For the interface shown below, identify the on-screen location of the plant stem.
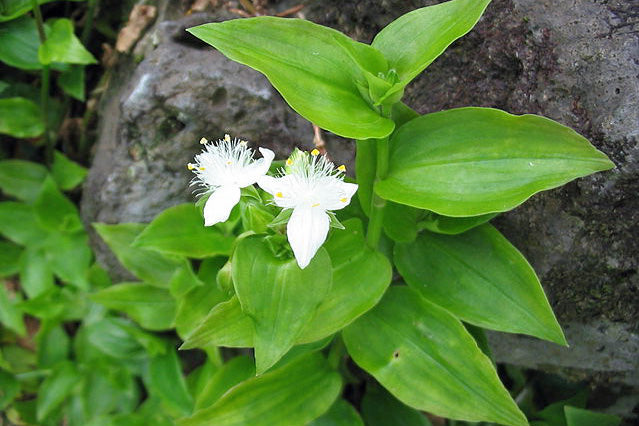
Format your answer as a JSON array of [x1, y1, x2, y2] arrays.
[[31, 0, 53, 165], [81, 0, 98, 46], [365, 136, 389, 248]]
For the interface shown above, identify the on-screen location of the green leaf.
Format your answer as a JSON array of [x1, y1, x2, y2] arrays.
[[18, 287, 86, 321], [51, 150, 88, 190], [375, 108, 615, 216], [194, 355, 255, 410], [0, 159, 48, 202], [420, 211, 497, 235], [80, 318, 148, 361], [372, 0, 492, 84], [133, 204, 234, 258], [42, 229, 91, 289], [0, 240, 22, 277], [0, 201, 47, 245], [36, 324, 70, 368], [0, 0, 84, 23], [382, 202, 420, 243], [33, 177, 83, 232], [179, 353, 341, 426], [93, 223, 183, 286], [19, 246, 54, 298], [148, 347, 194, 416], [169, 261, 204, 299], [187, 17, 394, 140], [308, 399, 364, 426], [58, 65, 86, 101], [395, 224, 566, 345], [91, 283, 176, 331], [564, 406, 620, 426], [0, 369, 20, 410], [342, 286, 527, 426], [232, 235, 332, 374], [361, 383, 431, 426], [355, 139, 376, 215], [38, 19, 96, 65], [0, 284, 25, 336], [0, 97, 43, 138], [175, 274, 226, 340], [0, 16, 41, 69], [36, 361, 81, 421]]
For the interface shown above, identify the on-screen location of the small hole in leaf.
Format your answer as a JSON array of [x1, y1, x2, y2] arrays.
[[393, 350, 400, 359]]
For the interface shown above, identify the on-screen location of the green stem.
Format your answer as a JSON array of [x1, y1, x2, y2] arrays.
[[365, 136, 389, 248], [327, 335, 346, 370], [31, 0, 52, 165], [81, 0, 98, 46]]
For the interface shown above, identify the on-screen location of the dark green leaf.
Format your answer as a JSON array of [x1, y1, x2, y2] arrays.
[[91, 283, 176, 331], [38, 18, 96, 65], [308, 399, 364, 426], [42, 229, 91, 289], [376, 108, 615, 216], [58, 65, 86, 101], [148, 348, 194, 416], [0, 160, 47, 202], [0, 240, 22, 277], [18, 286, 86, 321], [0, 16, 41, 69], [179, 353, 341, 426], [372, 0, 492, 84], [382, 201, 419, 242], [362, 382, 431, 426], [19, 246, 54, 298], [33, 177, 83, 232], [51, 150, 87, 190], [36, 324, 70, 368], [395, 225, 566, 344], [0, 0, 84, 23], [0, 284, 25, 336], [194, 355, 255, 410], [232, 235, 332, 373], [36, 361, 81, 421], [564, 406, 620, 426], [187, 17, 394, 139], [81, 318, 148, 361], [175, 275, 226, 341], [420, 211, 497, 235], [342, 286, 527, 426], [0, 369, 20, 410], [355, 139, 376, 215], [0, 97, 43, 138], [93, 223, 183, 286], [133, 204, 234, 258]]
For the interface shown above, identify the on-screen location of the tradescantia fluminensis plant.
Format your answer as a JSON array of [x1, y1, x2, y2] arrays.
[[127, 0, 616, 425]]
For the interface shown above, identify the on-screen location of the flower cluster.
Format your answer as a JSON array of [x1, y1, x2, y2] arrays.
[[189, 136, 357, 268]]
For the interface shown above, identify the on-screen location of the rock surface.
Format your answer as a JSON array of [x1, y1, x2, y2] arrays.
[[82, 0, 638, 411]]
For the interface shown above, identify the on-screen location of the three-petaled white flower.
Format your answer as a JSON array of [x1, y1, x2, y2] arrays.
[[189, 135, 274, 226], [258, 149, 358, 269]]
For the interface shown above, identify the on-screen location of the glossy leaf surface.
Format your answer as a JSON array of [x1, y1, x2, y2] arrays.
[[38, 18, 96, 65]]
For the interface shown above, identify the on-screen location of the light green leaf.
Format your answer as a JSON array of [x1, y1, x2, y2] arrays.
[[148, 348, 194, 416], [33, 177, 83, 232], [564, 406, 620, 426], [187, 17, 394, 140], [38, 18, 96, 65], [36, 361, 81, 421], [133, 204, 234, 258], [0, 159, 48, 202], [19, 246, 54, 298], [382, 201, 420, 243], [362, 383, 431, 426], [232, 235, 332, 374], [342, 286, 527, 426], [0, 97, 43, 138], [308, 399, 364, 426], [18, 286, 86, 321], [58, 65, 86, 101], [42, 229, 91, 289], [51, 150, 88, 190], [395, 224, 566, 345], [355, 139, 376, 215], [169, 261, 203, 299], [0, 0, 84, 23], [420, 211, 497, 235], [0, 16, 41, 69], [376, 108, 615, 216], [36, 324, 70, 368], [93, 223, 183, 286], [0, 369, 20, 410], [80, 318, 148, 361], [175, 274, 226, 340], [91, 283, 176, 331], [0, 240, 22, 277], [194, 355, 255, 410], [0, 284, 26, 336], [179, 353, 341, 426], [0, 201, 47, 245], [372, 0, 492, 84]]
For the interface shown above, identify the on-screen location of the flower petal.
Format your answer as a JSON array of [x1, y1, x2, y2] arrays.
[[318, 181, 359, 211], [236, 147, 275, 188], [203, 185, 241, 226], [287, 206, 330, 269], [257, 175, 298, 209]]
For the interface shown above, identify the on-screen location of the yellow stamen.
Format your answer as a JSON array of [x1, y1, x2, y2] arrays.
[[227, 161, 233, 165], [337, 165, 346, 172], [286, 158, 293, 166], [187, 163, 196, 170], [340, 197, 347, 203], [240, 140, 248, 146], [224, 134, 231, 142], [311, 202, 320, 207], [276, 192, 283, 198], [199, 137, 208, 145], [311, 149, 320, 156], [199, 167, 206, 171]]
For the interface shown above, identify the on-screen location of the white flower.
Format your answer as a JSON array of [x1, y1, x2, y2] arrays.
[[258, 149, 358, 269], [189, 135, 274, 226]]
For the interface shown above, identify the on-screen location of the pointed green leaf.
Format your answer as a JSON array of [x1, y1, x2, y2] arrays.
[[395, 224, 566, 344], [420, 211, 497, 235], [0, 0, 83, 23], [343, 286, 527, 426], [91, 283, 176, 331], [187, 17, 394, 139], [362, 383, 431, 426], [148, 348, 194, 416], [0, 369, 20, 410], [57, 65, 86, 101], [372, 0, 492, 84], [19, 246, 54, 298], [33, 177, 82, 232], [376, 108, 615, 216], [564, 406, 620, 426], [0, 240, 22, 277], [51, 150, 87, 190], [36, 324, 70, 368], [36, 361, 81, 421], [38, 18, 96, 65], [42, 230, 91, 289], [0, 202, 47, 245], [179, 353, 341, 426], [133, 204, 234, 258], [0, 159, 47, 202], [93, 223, 183, 286], [195, 355, 255, 410], [0, 284, 26, 336], [308, 399, 364, 426], [0, 16, 41, 69], [0, 97, 43, 138], [232, 235, 332, 373], [175, 275, 226, 340]]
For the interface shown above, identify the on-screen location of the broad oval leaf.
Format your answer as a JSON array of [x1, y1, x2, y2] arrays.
[[0, 97, 43, 138], [36, 361, 81, 421], [38, 19, 96, 65], [232, 235, 332, 374], [342, 286, 527, 426], [179, 353, 341, 426], [375, 108, 614, 216], [0, 16, 41, 69], [395, 224, 566, 344], [309, 398, 364, 426], [133, 204, 234, 258], [372, 0, 492, 84], [187, 17, 394, 139]]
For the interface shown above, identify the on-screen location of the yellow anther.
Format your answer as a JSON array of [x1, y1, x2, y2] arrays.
[[311, 202, 320, 207], [240, 140, 248, 146], [337, 165, 346, 172], [311, 149, 320, 156], [227, 161, 233, 165], [286, 158, 293, 166], [199, 137, 208, 145], [224, 134, 231, 142], [187, 163, 196, 170], [340, 197, 347, 203], [276, 192, 283, 198], [199, 167, 206, 171]]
